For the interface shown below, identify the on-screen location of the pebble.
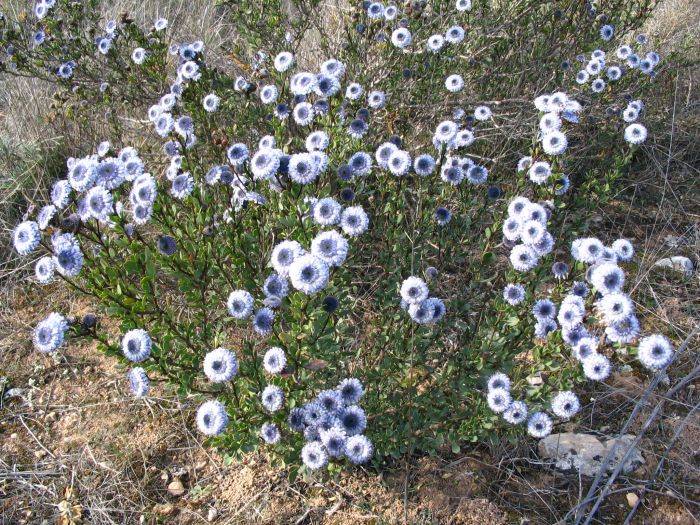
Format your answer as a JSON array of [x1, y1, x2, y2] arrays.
[[167, 478, 186, 497], [653, 256, 694, 277], [626, 492, 639, 507]]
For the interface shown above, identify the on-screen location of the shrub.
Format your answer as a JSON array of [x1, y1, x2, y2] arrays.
[[2, 0, 677, 475]]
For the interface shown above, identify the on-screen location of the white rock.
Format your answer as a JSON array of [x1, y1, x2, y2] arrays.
[[207, 507, 218, 522], [167, 478, 185, 497], [526, 373, 544, 386], [538, 433, 644, 476], [653, 256, 694, 277]]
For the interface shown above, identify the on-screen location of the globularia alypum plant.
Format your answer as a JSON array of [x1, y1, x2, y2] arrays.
[[5, 0, 676, 474]]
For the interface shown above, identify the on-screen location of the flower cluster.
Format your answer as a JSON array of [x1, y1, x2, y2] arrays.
[[574, 36, 660, 145], [486, 371, 582, 438], [504, 196, 554, 273], [532, 92, 581, 156], [489, 234, 676, 431], [291, 378, 373, 468], [399, 276, 446, 325]]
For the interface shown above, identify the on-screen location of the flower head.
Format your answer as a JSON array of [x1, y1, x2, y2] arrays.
[[624, 123, 647, 144], [263, 347, 287, 374], [583, 353, 611, 381], [391, 28, 412, 48], [345, 435, 373, 463], [13, 221, 41, 255], [551, 391, 580, 419], [260, 422, 281, 444], [637, 334, 674, 370], [301, 441, 328, 469], [261, 384, 285, 412], [289, 153, 319, 184], [33, 313, 68, 353], [253, 308, 275, 335], [503, 284, 525, 305], [271, 240, 305, 277], [590, 263, 625, 295], [339, 405, 367, 436], [503, 400, 528, 424], [289, 254, 330, 295], [311, 230, 349, 267], [196, 400, 229, 436], [127, 368, 150, 398], [203, 348, 238, 382], [340, 206, 369, 236], [487, 388, 511, 413], [227, 290, 254, 319], [35, 256, 55, 284], [527, 412, 552, 438], [121, 329, 152, 362]]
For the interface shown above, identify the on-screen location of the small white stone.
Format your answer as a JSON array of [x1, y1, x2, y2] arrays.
[[654, 256, 693, 277]]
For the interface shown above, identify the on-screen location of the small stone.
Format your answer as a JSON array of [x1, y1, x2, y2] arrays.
[[10, 433, 18, 439], [207, 507, 218, 522], [653, 256, 694, 278], [626, 492, 639, 507], [195, 460, 208, 471], [526, 374, 543, 386], [167, 478, 186, 497], [34, 449, 48, 459]]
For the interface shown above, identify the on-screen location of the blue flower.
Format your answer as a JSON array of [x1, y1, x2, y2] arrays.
[[121, 329, 152, 362], [260, 422, 281, 444], [128, 368, 150, 398], [551, 391, 580, 419], [253, 308, 275, 335], [203, 348, 238, 382], [33, 313, 69, 353], [527, 412, 552, 438], [13, 221, 41, 255], [338, 405, 367, 436], [289, 254, 330, 294], [196, 400, 229, 436], [288, 153, 319, 184], [263, 347, 286, 374], [637, 334, 674, 370], [344, 435, 373, 463], [340, 206, 369, 236], [301, 441, 328, 469], [261, 384, 285, 412]]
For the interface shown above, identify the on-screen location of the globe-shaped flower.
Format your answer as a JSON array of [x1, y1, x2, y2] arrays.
[[289, 254, 330, 295], [196, 400, 229, 436], [121, 329, 152, 362], [203, 348, 239, 382]]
